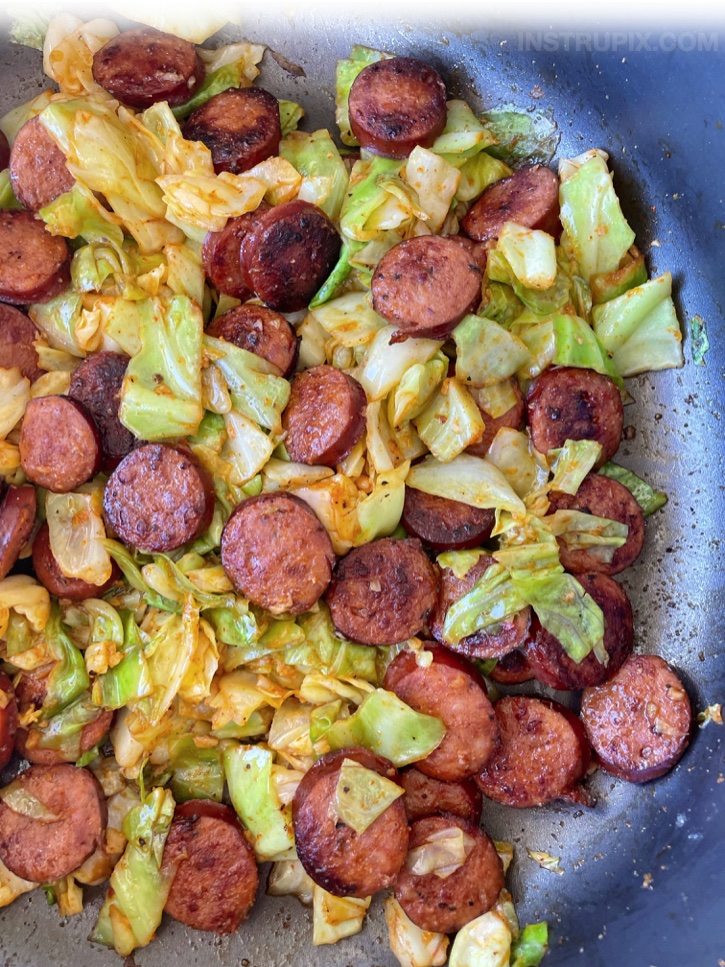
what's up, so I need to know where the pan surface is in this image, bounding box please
[0,10,723,967]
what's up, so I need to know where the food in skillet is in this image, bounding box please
[0,12,692,967]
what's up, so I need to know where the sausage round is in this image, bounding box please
[9,116,74,212]
[293,746,409,898]
[466,379,525,457]
[0,304,44,382]
[0,130,9,170]
[0,673,18,771]
[32,522,118,602]
[348,57,447,158]
[68,351,135,472]
[0,210,70,305]
[206,304,299,378]
[547,472,645,575]
[240,200,341,312]
[183,87,281,175]
[461,165,561,243]
[525,572,634,691]
[20,395,101,493]
[526,366,624,466]
[394,813,503,934]
[371,235,482,340]
[104,444,214,553]
[580,654,692,783]
[0,764,106,882]
[475,695,591,808]
[221,493,334,615]
[201,208,264,300]
[400,768,483,825]
[16,706,114,766]
[488,649,535,685]
[402,488,495,552]
[283,364,366,466]
[162,800,259,934]
[92,27,204,109]
[0,485,36,581]
[430,553,532,660]
[326,538,438,646]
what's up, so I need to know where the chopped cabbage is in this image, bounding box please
[313,887,370,946]
[389,354,448,427]
[339,156,406,241]
[334,757,404,834]
[454,315,532,388]
[359,326,443,401]
[599,461,667,516]
[310,291,386,347]
[486,428,546,500]
[267,859,315,906]
[335,45,390,145]
[591,251,647,305]
[205,334,290,433]
[169,735,224,803]
[384,896,449,967]
[224,744,295,861]
[432,100,497,162]
[483,106,560,166]
[171,42,265,119]
[46,491,113,586]
[407,454,526,514]
[42,15,119,96]
[448,909,513,967]
[0,857,36,909]
[510,922,549,967]
[547,509,628,563]
[43,606,91,717]
[551,313,621,383]
[416,378,485,462]
[222,410,275,484]
[279,100,306,137]
[487,250,571,316]
[405,825,475,878]
[0,368,30,440]
[457,152,512,203]
[498,223,557,290]
[442,562,525,646]
[140,596,198,725]
[547,439,603,493]
[280,129,349,220]
[404,146,460,233]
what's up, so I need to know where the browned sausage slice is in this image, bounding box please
[0,211,70,305]
[0,130,9,170]
[394,813,503,933]
[0,305,44,382]
[526,366,624,466]
[9,116,74,212]
[547,472,645,575]
[348,57,447,158]
[580,654,692,783]
[0,673,17,771]
[183,88,281,175]
[221,493,334,614]
[488,649,535,685]
[293,747,409,898]
[383,646,497,781]
[402,488,495,552]
[201,209,262,300]
[32,522,118,602]
[400,768,482,825]
[104,444,214,553]
[430,554,532,660]
[68,351,135,472]
[371,236,482,340]
[240,200,341,312]
[162,800,259,934]
[326,538,438,646]
[0,764,106,882]
[476,695,591,808]
[283,364,366,466]
[92,27,204,109]
[461,165,561,243]
[0,485,36,581]
[20,396,101,493]
[206,304,299,378]
[467,379,525,457]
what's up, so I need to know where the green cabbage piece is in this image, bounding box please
[487,249,571,316]
[29,693,102,760]
[454,315,532,387]
[224,744,294,861]
[335,46,390,145]
[310,290,386,347]
[279,100,305,137]
[205,604,258,649]
[9,10,51,50]
[204,334,290,433]
[478,282,524,326]
[280,129,349,220]
[442,562,525,646]
[483,106,560,166]
[43,606,90,718]
[358,326,443,402]
[94,612,153,710]
[457,151,512,202]
[513,569,603,663]
[0,169,22,210]
[102,541,181,613]
[511,922,549,967]
[431,100,497,164]
[389,354,447,427]
[39,181,125,248]
[547,509,628,561]
[498,223,558,289]
[169,736,224,803]
[591,252,647,305]
[29,290,85,357]
[689,314,709,366]
[551,314,621,384]
[407,454,526,514]
[339,156,405,242]
[171,63,248,120]
[598,462,668,517]
[548,439,603,493]
[285,605,379,682]
[334,758,404,834]
[415,378,485,462]
[309,242,357,308]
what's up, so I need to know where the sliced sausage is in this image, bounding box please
[402,489,495,552]
[430,553,532,660]
[68,351,135,472]
[475,695,591,808]
[488,649,535,685]
[240,200,341,312]
[547,472,645,575]
[0,673,17,771]
[580,654,692,783]
[283,364,366,466]
[0,211,70,305]
[526,366,624,466]
[371,235,482,340]
[20,396,101,493]
[0,764,106,882]
[400,768,482,825]
[394,813,503,934]
[0,304,44,382]
[162,800,259,934]
[461,165,561,243]
[293,746,409,898]
[9,116,74,212]
[348,57,447,159]
[206,304,299,378]
[326,538,438,646]
[16,707,114,766]
[0,130,9,170]
[183,87,281,175]
[467,379,525,457]
[92,27,204,109]
[0,485,36,581]
[104,444,214,553]
[13,666,53,712]
[201,208,265,300]
[32,522,118,602]
[221,493,334,614]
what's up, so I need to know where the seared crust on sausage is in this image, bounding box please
[488,649,535,685]
[327,538,438,646]
[0,764,106,882]
[0,131,9,171]
[9,116,74,212]
[461,165,561,243]
[0,211,70,305]
[0,305,44,382]
[69,351,135,472]
[32,522,118,602]
[402,488,495,552]
[0,673,18,771]
[394,813,504,933]
[201,208,265,300]
[221,493,334,615]
[348,57,447,158]
[467,379,525,457]
[400,768,483,825]
[371,235,482,340]
[580,654,692,783]
[207,304,299,378]
[20,396,101,493]
[293,747,409,898]
[104,444,214,553]
[92,27,204,109]
[0,485,36,581]
[283,364,366,466]
[526,366,623,466]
